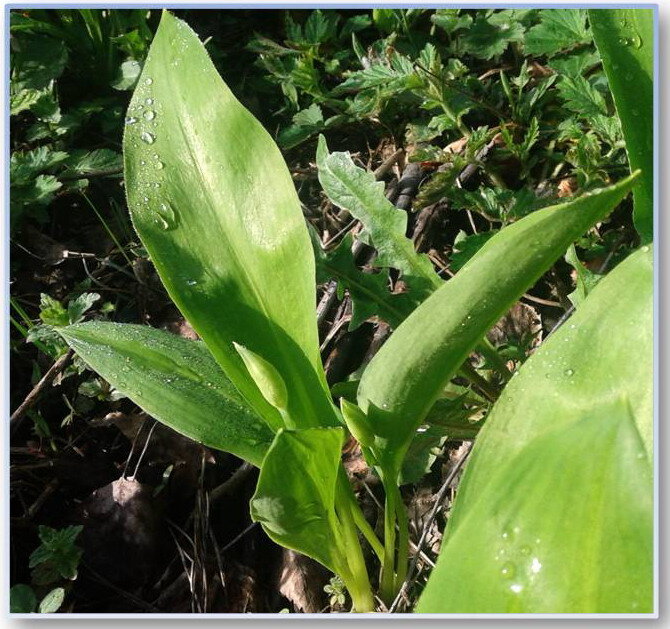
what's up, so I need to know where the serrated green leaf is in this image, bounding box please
[67,292,100,323]
[356,173,639,473]
[589,9,653,243]
[547,49,599,76]
[313,233,416,329]
[11,146,69,185]
[11,35,67,91]
[317,136,440,303]
[564,244,600,307]
[65,149,122,174]
[123,12,337,431]
[418,246,652,612]
[431,10,472,35]
[461,12,525,60]
[525,9,590,57]
[556,74,607,117]
[58,322,274,466]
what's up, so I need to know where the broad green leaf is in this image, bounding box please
[58,322,274,466]
[357,173,639,472]
[250,427,349,576]
[317,135,440,303]
[589,9,654,243]
[417,246,653,612]
[123,12,337,431]
[524,9,590,57]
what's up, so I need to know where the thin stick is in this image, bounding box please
[389,443,473,612]
[10,349,74,435]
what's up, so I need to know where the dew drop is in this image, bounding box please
[186,279,198,286]
[631,34,642,48]
[500,562,516,579]
[122,366,130,373]
[155,216,169,230]
[143,196,149,203]
[145,98,154,105]
[140,131,156,145]
[125,116,138,126]
[618,37,630,46]
[564,368,575,377]
[510,583,524,594]
[156,161,164,170]
[145,77,153,85]
[530,557,542,574]
[144,110,156,122]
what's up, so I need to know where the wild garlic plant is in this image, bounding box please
[60,11,653,613]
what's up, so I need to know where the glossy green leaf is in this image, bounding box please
[589,9,654,243]
[58,322,274,466]
[417,246,653,612]
[357,173,639,472]
[317,135,440,302]
[250,427,349,576]
[123,12,337,430]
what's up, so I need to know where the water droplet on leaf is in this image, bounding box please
[145,77,153,85]
[501,563,516,579]
[144,110,156,121]
[140,131,155,145]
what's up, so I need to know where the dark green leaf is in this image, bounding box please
[313,233,416,330]
[10,585,37,613]
[556,75,607,117]
[461,12,525,60]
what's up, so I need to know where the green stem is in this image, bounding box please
[477,338,514,382]
[393,485,409,593]
[458,362,499,402]
[379,466,398,604]
[346,490,385,562]
[335,472,375,612]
